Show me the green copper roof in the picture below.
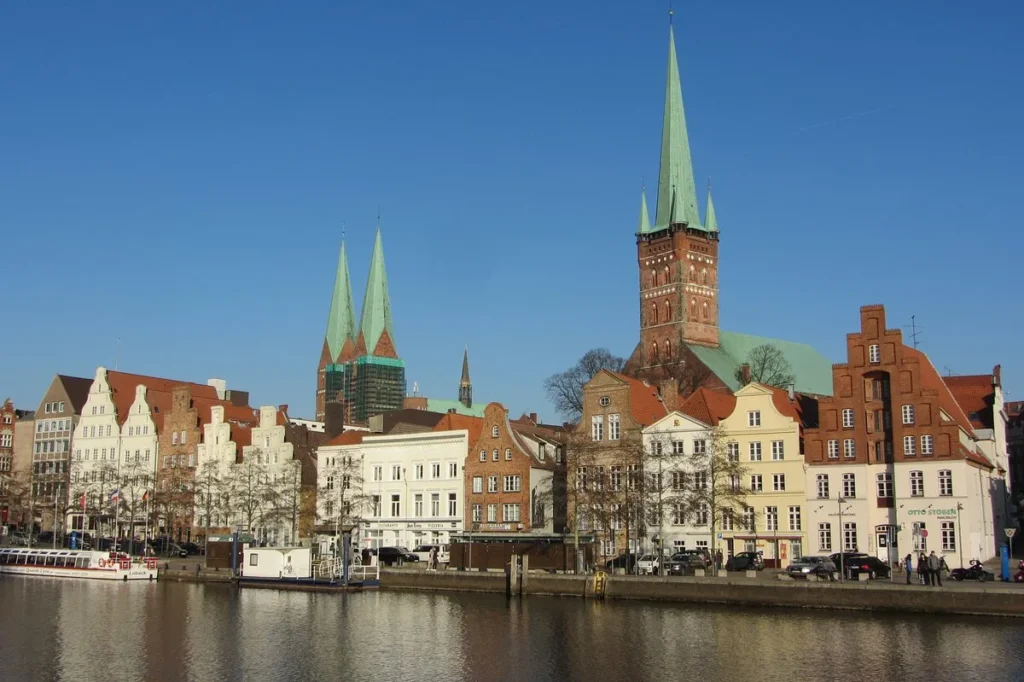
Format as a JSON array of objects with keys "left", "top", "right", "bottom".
[
  {"left": 325, "top": 242, "right": 357, "bottom": 361},
  {"left": 638, "top": 187, "right": 652, "bottom": 234},
  {"left": 704, "top": 188, "right": 718, "bottom": 233},
  {"left": 358, "top": 227, "right": 395, "bottom": 354},
  {"left": 686, "top": 330, "right": 834, "bottom": 396},
  {"left": 425, "top": 398, "right": 487, "bottom": 418},
  {"left": 655, "top": 26, "right": 703, "bottom": 232}
]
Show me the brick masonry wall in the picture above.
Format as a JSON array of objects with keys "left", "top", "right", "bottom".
[{"left": 465, "top": 403, "right": 533, "bottom": 532}]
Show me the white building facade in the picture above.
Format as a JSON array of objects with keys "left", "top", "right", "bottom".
[{"left": 241, "top": 406, "right": 300, "bottom": 546}]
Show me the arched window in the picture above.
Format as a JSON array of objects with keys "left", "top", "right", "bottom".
[
  {"left": 690, "top": 299, "right": 697, "bottom": 318},
  {"left": 702, "top": 269, "right": 708, "bottom": 285},
  {"left": 491, "top": 426, "right": 499, "bottom": 438},
  {"left": 702, "top": 302, "right": 709, "bottom": 320},
  {"left": 651, "top": 302, "right": 658, "bottom": 325},
  {"left": 664, "top": 340, "right": 672, "bottom": 358},
  {"left": 650, "top": 270, "right": 657, "bottom": 288},
  {"left": 664, "top": 301, "right": 671, "bottom": 322},
  {"left": 651, "top": 343, "right": 659, "bottom": 362},
  {"left": 690, "top": 265, "right": 696, "bottom": 282}
]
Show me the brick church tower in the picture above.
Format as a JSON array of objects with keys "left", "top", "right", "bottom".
[{"left": 634, "top": 24, "right": 721, "bottom": 381}]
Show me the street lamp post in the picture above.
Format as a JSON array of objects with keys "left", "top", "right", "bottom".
[
  {"left": 838, "top": 497, "right": 846, "bottom": 583},
  {"left": 956, "top": 502, "right": 964, "bottom": 569}
]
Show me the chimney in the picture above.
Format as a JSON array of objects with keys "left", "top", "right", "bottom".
[
  {"left": 787, "top": 383, "right": 795, "bottom": 401},
  {"left": 324, "top": 402, "right": 345, "bottom": 439},
  {"left": 740, "top": 363, "right": 751, "bottom": 385},
  {"left": 994, "top": 364, "right": 1002, "bottom": 388},
  {"left": 279, "top": 404, "right": 289, "bottom": 416},
  {"left": 529, "top": 412, "right": 538, "bottom": 424},
  {"left": 658, "top": 379, "right": 680, "bottom": 412},
  {"left": 207, "top": 378, "right": 227, "bottom": 400}
]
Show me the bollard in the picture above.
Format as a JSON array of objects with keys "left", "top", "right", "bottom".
[
  {"left": 745, "top": 570, "right": 757, "bottom": 578},
  {"left": 858, "top": 572, "right": 869, "bottom": 582},
  {"left": 694, "top": 569, "right": 706, "bottom": 577}
]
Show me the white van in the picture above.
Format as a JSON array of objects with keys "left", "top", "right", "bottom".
[{"left": 412, "top": 544, "right": 450, "bottom": 565}]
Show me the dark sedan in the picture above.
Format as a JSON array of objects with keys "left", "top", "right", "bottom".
[
  {"left": 830, "top": 553, "right": 891, "bottom": 579},
  {"left": 725, "top": 552, "right": 764, "bottom": 571}
]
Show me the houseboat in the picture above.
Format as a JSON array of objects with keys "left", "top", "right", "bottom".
[{"left": 0, "top": 548, "right": 158, "bottom": 581}]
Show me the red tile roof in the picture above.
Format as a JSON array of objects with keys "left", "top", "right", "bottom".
[
  {"left": 107, "top": 370, "right": 220, "bottom": 426},
  {"left": 943, "top": 374, "right": 995, "bottom": 430},
  {"left": 431, "top": 413, "right": 486, "bottom": 445},
  {"left": 326, "top": 430, "right": 366, "bottom": 447},
  {"left": 605, "top": 371, "right": 668, "bottom": 426},
  {"left": 678, "top": 388, "right": 736, "bottom": 426},
  {"left": 903, "top": 348, "right": 975, "bottom": 436},
  {"left": 767, "top": 386, "right": 801, "bottom": 421}
]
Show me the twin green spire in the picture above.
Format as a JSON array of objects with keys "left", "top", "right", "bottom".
[
  {"left": 324, "top": 226, "right": 396, "bottom": 361},
  {"left": 640, "top": 25, "right": 716, "bottom": 235}
]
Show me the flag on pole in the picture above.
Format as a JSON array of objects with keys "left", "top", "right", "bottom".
[
  {"left": 142, "top": 490, "right": 149, "bottom": 502},
  {"left": 108, "top": 488, "right": 120, "bottom": 504},
  {"left": 79, "top": 493, "right": 86, "bottom": 510}
]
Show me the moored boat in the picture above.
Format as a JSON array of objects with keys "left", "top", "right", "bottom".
[{"left": 0, "top": 548, "right": 158, "bottom": 581}]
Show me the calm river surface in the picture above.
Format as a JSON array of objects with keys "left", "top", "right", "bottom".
[{"left": 1, "top": 577, "right": 1022, "bottom": 682}]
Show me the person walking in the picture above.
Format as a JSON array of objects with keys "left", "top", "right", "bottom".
[
  {"left": 903, "top": 554, "right": 913, "bottom": 585},
  {"left": 428, "top": 546, "right": 437, "bottom": 572},
  {"left": 917, "top": 553, "right": 928, "bottom": 585},
  {"left": 928, "top": 551, "right": 942, "bottom": 586}
]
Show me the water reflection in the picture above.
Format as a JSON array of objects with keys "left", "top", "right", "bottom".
[{"left": 1, "top": 578, "right": 1021, "bottom": 682}]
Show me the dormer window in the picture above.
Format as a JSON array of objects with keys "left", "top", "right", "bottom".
[{"left": 491, "top": 426, "right": 499, "bottom": 438}]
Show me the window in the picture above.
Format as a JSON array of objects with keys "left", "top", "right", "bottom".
[
  {"left": 901, "top": 404, "right": 915, "bottom": 425},
  {"left": 729, "top": 474, "right": 740, "bottom": 492},
  {"left": 391, "top": 465, "right": 402, "bottom": 481},
  {"left": 868, "top": 344, "right": 880, "bottom": 363},
  {"left": 472, "top": 504, "right": 482, "bottom": 522},
  {"left": 45, "top": 403, "right": 51, "bottom": 414},
  {"left": 479, "top": 450, "right": 486, "bottom": 462},
  {"left": 651, "top": 441, "right": 663, "bottom": 457},
  {"left": 842, "top": 473, "right": 856, "bottom": 498},
  {"left": 694, "top": 472, "right": 707, "bottom": 490},
  {"left": 491, "top": 426, "right": 499, "bottom": 438},
  {"left": 591, "top": 415, "right": 603, "bottom": 441},
  {"left": 695, "top": 505, "right": 709, "bottom": 526},
  {"left": 671, "top": 471, "right": 686, "bottom": 491},
  {"left": 910, "top": 470, "right": 924, "bottom": 496},
  {"left": 626, "top": 465, "right": 639, "bottom": 491},
  {"left": 816, "top": 474, "right": 830, "bottom": 499},
  {"left": 818, "top": 523, "right": 832, "bottom": 552},
  {"left": 448, "top": 493, "right": 457, "bottom": 516},
  {"left": 390, "top": 494, "right": 401, "bottom": 517},
  {"left": 431, "top": 494, "right": 440, "bottom": 517},
  {"left": 903, "top": 436, "right": 916, "bottom": 456},
  {"left": 503, "top": 475, "right": 522, "bottom": 492},
  {"left": 743, "top": 507, "right": 755, "bottom": 532},
  {"left": 608, "top": 414, "right": 620, "bottom": 440},
  {"left": 599, "top": 396, "right": 610, "bottom": 407},
  {"left": 748, "top": 411, "right": 761, "bottom": 427},
  {"left": 941, "top": 521, "right": 956, "bottom": 552},
  {"left": 171, "top": 431, "right": 178, "bottom": 445},
  {"left": 145, "top": 449, "right": 150, "bottom": 461},
  {"left": 472, "top": 476, "right": 483, "bottom": 494},
  {"left": 843, "top": 439, "right": 856, "bottom": 458},
  {"left": 668, "top": 440, "right": 683, "bottom": 455},
  {"left": 327, "top": 476, "right": 335, "bottom": 491},
  {"left": 727, "top": 442, "right": 739, "bottom": 462},
  {"left": 876, "top": 472, "right": 892, "bottom": 498},
  {"left": 772, "top": 473, "right": 786, "bottom": 492},
  {"left": 609, "top": 466, "right": 621, "bottom": 491},
  {"left": 448, "top": 462, "right": 458, "bottom": 478},
  {"left": 491, "top": 449, "right": 499, "bottom": 462},
  {"left": 504, "top": 449, "right": 512, "bottom": 461},
  {"left": 765, "top": 506, "right": 778, "bottom": 532},
  {"left": 842, "top": 409, "right": 854, "bottom": 428},
  {"left": 488, "top": 476, "right": 498, "bottom": 493},
  {"left": 921, "top": 435, "right": 933, "bottom": 455},
  {"left": 771, "top": 440, "right": 784, "bottom": 460},
  {"left": 128, "top": 426, "right": 134, "bottom": 437},
  {"left": 749, "top": 442, "right": 762, "bottom": 461},
  {"left": 750, "top": 474, "right": 762, "bottom": 492},
  {"left": 414, "top": 464, "right": 424, "bottom": 480},
  {"left": 181, "top": 431, "right": 187, "bottom": 444},
  {"left": 432, "top": 463, "right": 441, "bottom": 478},
  {"left": 503, "top": 504, "right": 519, "bottom": 523},
  {"left": 693, "top": 440, "right": 706, "bottom": 456},
  {"left": 671, "top": 504, "right": 685, "bottom": 525},
  {"left": 788, "top": 506, "right": 802, "bottom": 532},
  {"left": 0, "top": 433, "right": 11, "bottom": 448},
  {"left": 487, "top": 504, "right": 497, "bottom": 522},
  {"left": 249, "top": 553, "right": 258, "bottom": 567},
  {"left": 938, "top": 470, "right": 953, "bottom": 496},
  {"left": 414, "top": 494, "right": 423, "bottom": 516},
  {"left": 843, "top": 523, "right": 858, "bottom": 552},
  {"left": 827, "top": 440, "right": 839, "bottom": 459},
  {"left": 373, "top": 466, "right": 382, "bottom": 482},
  {"left": 722, "top": 509, "right": 734, "bottom": 531}
]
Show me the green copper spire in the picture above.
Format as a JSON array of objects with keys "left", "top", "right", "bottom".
[
  {"left": 358, "top": 227, "right": 395, "bottom": 355},
  {"left": 325, "top": 242, "right": 357, "bottom": 361},
  {"left": 704, "top": 187, "right": 718, "bottom": 233},
  {"left": 638, "top": 186, "right": 652, "bottom": 234},
  {"left": 655, "top": 26, "right": 702, "bottom": 232}
]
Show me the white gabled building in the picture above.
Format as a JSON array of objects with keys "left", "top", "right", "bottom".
[{"left": 241, "top": 406, "right": 300, "bottom": 546}]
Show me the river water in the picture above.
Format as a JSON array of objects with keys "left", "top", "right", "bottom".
[{"left": 1, "top": 577, "right": 1021, "bottom": 682}]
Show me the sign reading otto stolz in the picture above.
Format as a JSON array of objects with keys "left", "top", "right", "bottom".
[{"left": 905, "top": 507, "right": 957, "bottom": 520}]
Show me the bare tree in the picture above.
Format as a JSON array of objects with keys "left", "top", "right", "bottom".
[
  {"left": 265, "top": 459, "right": 303, "bottom": 545},
  {"left": 118, "top": 457, "right": 153, "bottom": 553},
  {"left": 739, "top": 344, "right": 795, "bottom": 389},
  {"left": 317, "top": 452, "right": 369, "bottom": 547},
  {"left": 643, "top": 429, "right": 691, "bottom": 573},
  {"left": 193, "top": 458, "right": 224, "bottom": 546},
  {"left": 545, "top": 349, "right": 626, "bottom": 421},
  {"left": 1, "top": 469, "right": 32, "bottom": 532},
  {"left": 155, "top": 464, "right": 193, "bottom": 547},
  {"left": 227, "top": 450, "right": 273, "bottom": 539}
]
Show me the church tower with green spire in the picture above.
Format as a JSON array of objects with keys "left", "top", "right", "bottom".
[
  {"left": 317, "top": 241, "right": 358, "bottom": 421},
  {"left": 635, "top": 22, "right": 720, "bottom": 380}
]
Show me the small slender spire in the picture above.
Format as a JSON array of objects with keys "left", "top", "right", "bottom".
[
  {"left": 459, "top": 346, "right": 473, "bottom": 408},
  {"left": 704, "top": 184, "right": 719, "bottom": 233},
  {"left": 638, "top": 184, "right": 652, "bottom": 234}
]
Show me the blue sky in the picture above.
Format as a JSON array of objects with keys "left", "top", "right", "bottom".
[{"left": 3, "top": 1, "right": 1022, "bottom": 421}]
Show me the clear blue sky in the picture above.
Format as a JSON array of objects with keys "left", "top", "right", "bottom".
[{"left": 3, "top": 1, "right": 1022, "bottom": 421}]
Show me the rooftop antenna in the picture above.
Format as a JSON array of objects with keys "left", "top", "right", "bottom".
[
  {"left": 902, "top": 315, "right": 922, "bottom": 350},
  {"left": 669, "top": 0, "right": 674, "bottom": 25}
]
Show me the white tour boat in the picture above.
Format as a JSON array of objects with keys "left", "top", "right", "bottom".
[{"left": 0, "top": 548, "right": 159, "bottom": 581}]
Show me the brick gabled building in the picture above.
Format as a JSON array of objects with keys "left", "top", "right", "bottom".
[
  {"left": 802, "top": 305, "right": 1002, "bottom": 563},
  {"left": 464, "top": 403, "right": 566, "bottom": 535}
]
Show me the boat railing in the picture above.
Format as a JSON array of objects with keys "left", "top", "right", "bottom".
[
  {"left": 314, "top": 557, "right": 340, "bottom": 581},
  {"left": 350, "top": 564, "right": 379, "bottom": 583}
]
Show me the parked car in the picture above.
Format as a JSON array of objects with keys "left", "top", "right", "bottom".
[
  {"left": 604, "top": 553, "right": 639, "bottom": 572},
  {"left": 665, "top": 553, "right": 697, "bottom": 576},
  {"left": 180, "top": 542, "right": 205, "bottom": 556},
  {"left": 411, "top": 544, "right": 449, "bottom": 564},
  {"left": 786, "top": 555, "right": 838, "bottom": 580},
  {"left": 9, "top": 531, "right": 30, "bottom": 546},
  {"left": 636, "top": 554, "right": 662, "bottom": 575},
  {"left": 829, "top": 553, "right": 890, "bottom": 579},
  {"left": 373, "top": 547, "right": 418, "bottom": 566},
  {"left": 725, "top": 552, "right": 764, "bottom": 571},
  {"left": 677, "top": 549, "right": 710, "bottom": 570}
]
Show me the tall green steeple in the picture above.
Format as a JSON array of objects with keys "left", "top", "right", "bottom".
[
  {"left": 325, "top": 241, "right": 357, "bottom": 361},
  {"left": 704, "top": 187, "right": 719, "bottom": 233},
  {"left": 358, "top": 227, "right": 396, "bottom": 356},
  {"left": 654, "top": 26, "right": 702, "bottom": 232},
  {"left": 638, "top": 186, "right": 652, "bottom": 234}
]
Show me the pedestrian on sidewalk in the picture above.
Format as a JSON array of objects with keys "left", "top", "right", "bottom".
[
  {"left": 428, "top": 547, "right": 437, "bottom": 572},
  {"left": 917, "top": 553, "right": 927, "bottom": 585},
  {"left": 903, "top": 554, "right": 913, "bottom": 585},
  {"left": 928, "top": 551, "right": 942, "bottom": 586}
]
